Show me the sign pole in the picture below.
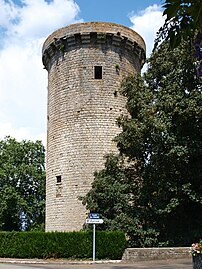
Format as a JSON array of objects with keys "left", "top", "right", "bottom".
[
  {"left": 93, "top": 224, "right": 96, "bottom": 261},
  {"left": 85, "top": 213, "right": 103, "bottom": 262}
]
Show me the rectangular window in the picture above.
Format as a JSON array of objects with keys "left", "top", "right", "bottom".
[
  {"left": 94, "top": 66, "right": 102, "bottom": 79},
  {"left": 56, "top": 175, "right": 62, "bottom": 183}
]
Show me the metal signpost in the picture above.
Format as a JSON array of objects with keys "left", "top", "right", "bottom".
[{"left": 86, "top": 213, "right": 103, "bottom": 261}]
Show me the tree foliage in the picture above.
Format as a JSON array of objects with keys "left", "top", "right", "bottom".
[
  {"left": 155, "top": 0, "right": 202, "bottom": 75},
  {"left": 83, "top": 40, "right": 202, "bottom": 247},
  {"left": 0, "top": 137, "right": 45, "bottom": 231},
  {"left": 155, "top": 0, "right": 202, "bottom": 48}
]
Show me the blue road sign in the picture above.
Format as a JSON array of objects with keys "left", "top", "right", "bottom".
[{"left": 90, "top": 213, "right": 100, "bottom": 219}]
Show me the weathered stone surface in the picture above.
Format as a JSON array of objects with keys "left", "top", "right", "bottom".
[
  {"left": 43, "top": 22, "right": 145, "bottom": 232},
  {"left": 122, "top": 247, "right": 191, "bottom": 262}
]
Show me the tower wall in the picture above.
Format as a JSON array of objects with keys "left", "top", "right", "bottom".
[{"left": 42, "top": 22, "right": 146, "bottom": 231}]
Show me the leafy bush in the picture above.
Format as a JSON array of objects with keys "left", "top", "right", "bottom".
[{"left": 0, "top": 231, "right": 126, "bottom": 259}]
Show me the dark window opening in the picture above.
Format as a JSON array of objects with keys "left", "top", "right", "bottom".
[
  {"left": 94, "top": 66, "right": 102, "bottom": 79},
  {"left": 90, "top": 32, "right": 97, "bottom": 44},
  {"left": 74, "top": 33, "right": 81, "bottom": 45},
  {"left": 56, "top": 175, "right": 62, "bottom": 183}
]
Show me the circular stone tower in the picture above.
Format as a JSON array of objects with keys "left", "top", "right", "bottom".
[{"left": 42, "top": 22, "right": 146, "bottom": 232}]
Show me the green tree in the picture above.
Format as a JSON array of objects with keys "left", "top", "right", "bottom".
[
  {"left": 82, "top": 154, "right": 159, "bottom": 247},
  {"left": 83, "top": 40, "right": 202, "bottom": 246},
  {"left": 155, "top": 0, "right": 202, "bottom": 75},
  {"left": 0, "top": 136, "right": 45, "bottom": 231},
  {"left": 155, "top": 0, "right": 202, "bottom": 48}
]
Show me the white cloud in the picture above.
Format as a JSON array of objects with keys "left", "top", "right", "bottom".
[
  {"left": 0, "top": 0, "right": 19, "bottom": 29},
  {"left": 0, "top": 121, "right": 46, "bottom": 144},
  {"left": 129, "top": 4, "right": 164, "bottom": 57},
  {"left": 0, "top": 0, "right": 81, "bottom": 144},
  {"left": 9, "top": 0, "right": 80, "bottom": 40}
]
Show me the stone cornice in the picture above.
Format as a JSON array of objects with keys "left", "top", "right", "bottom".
[
  {"left": 42, "top": 22, "right": 146, "bottom": 71},
  {"left": 42, "top": 31, "right": 146, "bottom": 70}
]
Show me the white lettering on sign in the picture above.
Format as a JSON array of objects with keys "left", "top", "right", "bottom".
[
  {"left": 86, "top": 218, "right": 104, "bottom": 224},
  {"left": 90, "top": 213, "right": 100, "bottom": 219}
]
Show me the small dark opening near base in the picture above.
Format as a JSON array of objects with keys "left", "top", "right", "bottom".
[
  {"left": 94, "top": 66, "right": 102, "bottom": 79},
  {"left": 56, "top": 175, "right": 62, "bottom": 183}
]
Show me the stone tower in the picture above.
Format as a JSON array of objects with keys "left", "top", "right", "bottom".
[{"left": 42, "top": 22, "right": 146, "bottom": 232}]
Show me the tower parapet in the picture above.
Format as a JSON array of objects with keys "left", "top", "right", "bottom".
[
  {"left": 43, "top": 22, "right": 145, "bottom": 232},
  {"left": 42, "top": 22, "right": 146, "bottom": 70}
]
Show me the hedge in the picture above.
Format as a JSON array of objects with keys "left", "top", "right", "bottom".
[{"left": 0, "top": 231, "right": 126, "bottom": 259}]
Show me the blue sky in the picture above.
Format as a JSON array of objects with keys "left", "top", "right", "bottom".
[
  {"left": 0, "top": 0, "right": 164, "bottom": 144},
  {"left": 76, "top": 0, "right": 162, "bottom": 26}
]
